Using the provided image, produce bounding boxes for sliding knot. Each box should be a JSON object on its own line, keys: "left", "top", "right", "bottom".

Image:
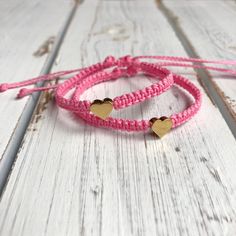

{"left": 117, "top": 55, "right": 133, "bottom": 67}
{"left": 0, "top": 83, "right": 9, "bottom": 92}
{"left": 117, "top": 55, "right": 140, "bottom": 77}
{"left": 103, "top": 55, "right": 116, "bottom": 67}
{"left": 126, "top": 65, "right": 139, "bottom": 77}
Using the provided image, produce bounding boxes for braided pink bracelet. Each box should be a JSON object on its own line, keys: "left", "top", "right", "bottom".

{"left": 55, "top": 56, "right": 201, "bottom": 137}
{"left": 1, "top": 55, "right": 235, "bottom": 138}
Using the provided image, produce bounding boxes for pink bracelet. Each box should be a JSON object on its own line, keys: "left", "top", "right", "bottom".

{"left": 1, "top": 55, "right": 235, "bottom": 138}
{"left": 55, "top": 56, "right": 201, "bottom": 137}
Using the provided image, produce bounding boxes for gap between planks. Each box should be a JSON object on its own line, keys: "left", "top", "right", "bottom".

{"left": 1, "top": 0, "right": 235, "bottom": 198}
{"left": 0, "top": 3, "right": 78, "bottom": 197}
{"left": 157, "top": 0, "right": 236, "bottom": 138}
{"left": 0, "top": 1, "right": 236, "bottom": 235}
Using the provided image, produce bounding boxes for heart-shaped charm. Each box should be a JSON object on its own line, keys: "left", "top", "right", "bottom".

{"left": 150, "top": 117, "right": 173, "bottom": 138}
{"left": 90, "top": 98, "right": 113, "bottom": 120}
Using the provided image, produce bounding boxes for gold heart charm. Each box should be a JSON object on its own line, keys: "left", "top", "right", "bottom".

{"left": 90, "top": 98, "right": 113, "bottom": 120}
{"left": 150, "top": 116, "right": 173, "bottom": 138}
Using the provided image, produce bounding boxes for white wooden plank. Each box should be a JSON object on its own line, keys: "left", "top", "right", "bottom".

{"left": 0, "top": 0, "right": 236, "bottom": 236}
{"left": 0, "top": 0, "right": 74, "bottom": 188}
{"left": 162, "top": 0, "right": 236, "bottom": 119}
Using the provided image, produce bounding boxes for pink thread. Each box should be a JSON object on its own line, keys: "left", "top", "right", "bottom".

{"left": 0, "top": 69, "right": 82, "bottom": 94}
{"left": 0, "top": 55, "right": 235, "bottom": 133}
{"left": 0, "top": 83, "right": 9, "bottom": 92}
{"left": 17, "top": 84, "right": 58, "bottom": 98}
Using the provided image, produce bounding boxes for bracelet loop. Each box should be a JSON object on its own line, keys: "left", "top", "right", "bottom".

{"left": 1, "top": 54, "right": 235, "bottom": 138}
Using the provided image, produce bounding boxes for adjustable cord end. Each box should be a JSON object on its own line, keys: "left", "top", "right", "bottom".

{"left": 17, "top": 88, "right": 32, "bottom": 98}
{"left": 0, "top": 83, "right": 9, "bottom": 92}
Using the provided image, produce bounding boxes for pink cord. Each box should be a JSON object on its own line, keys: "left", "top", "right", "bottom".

{"left": 0, "top": 55, "right": 235, "bottom": 133}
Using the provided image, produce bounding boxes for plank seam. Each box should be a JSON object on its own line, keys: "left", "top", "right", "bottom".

{"left": 0, "top": 3, "right": 78, "bottom": 197}
{"left": 157, "top": 0, "right": 236, "bottom": 138}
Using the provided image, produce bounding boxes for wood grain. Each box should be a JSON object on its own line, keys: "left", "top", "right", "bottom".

{"left": 0, "top": 0, "right": 74, "bottom": 190}
{"left": 162, "top": 0, "right": 236, "bottom": 119}
{"left": 0, "top": 0, "right": 236, "bottom": 236}
{"left": 0, "top": 0, "right": 72, "bottom": 159}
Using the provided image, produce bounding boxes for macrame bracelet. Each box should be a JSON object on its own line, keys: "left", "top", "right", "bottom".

{"left": 54, "top": 56, "right": 201, "bottom": 137}
{"left": 1, "top": 55, "right": 235, "bottom": 138}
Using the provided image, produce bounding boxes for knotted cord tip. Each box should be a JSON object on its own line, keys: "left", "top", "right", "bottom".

{"left": 0, "top": 83, "right": 9, "bottom": 92}
{"left": 17, "top": 88, "right": 31, "bottom": 98}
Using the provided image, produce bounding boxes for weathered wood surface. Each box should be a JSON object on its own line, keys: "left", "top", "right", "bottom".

{"left": 0, "top": 0, "right": 74, "bottom": 188}
{"left": 162, "top": 0, "right": 236, "bottom": 119}
{"left": 0, "top": 0, "right": 236, "bottom": 236}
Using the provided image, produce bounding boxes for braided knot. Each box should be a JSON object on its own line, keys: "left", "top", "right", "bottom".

{"left": 103, "top": 55, "right": 116, "bottom": 67}
{"left": 117, "top": 55, "right": 133, "bottom": 67}
{"left": 117, "top": 55, "right": 140, "bottom": 77}
{"left": 103, "top": 55, "right": 141, "bottom": 77}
